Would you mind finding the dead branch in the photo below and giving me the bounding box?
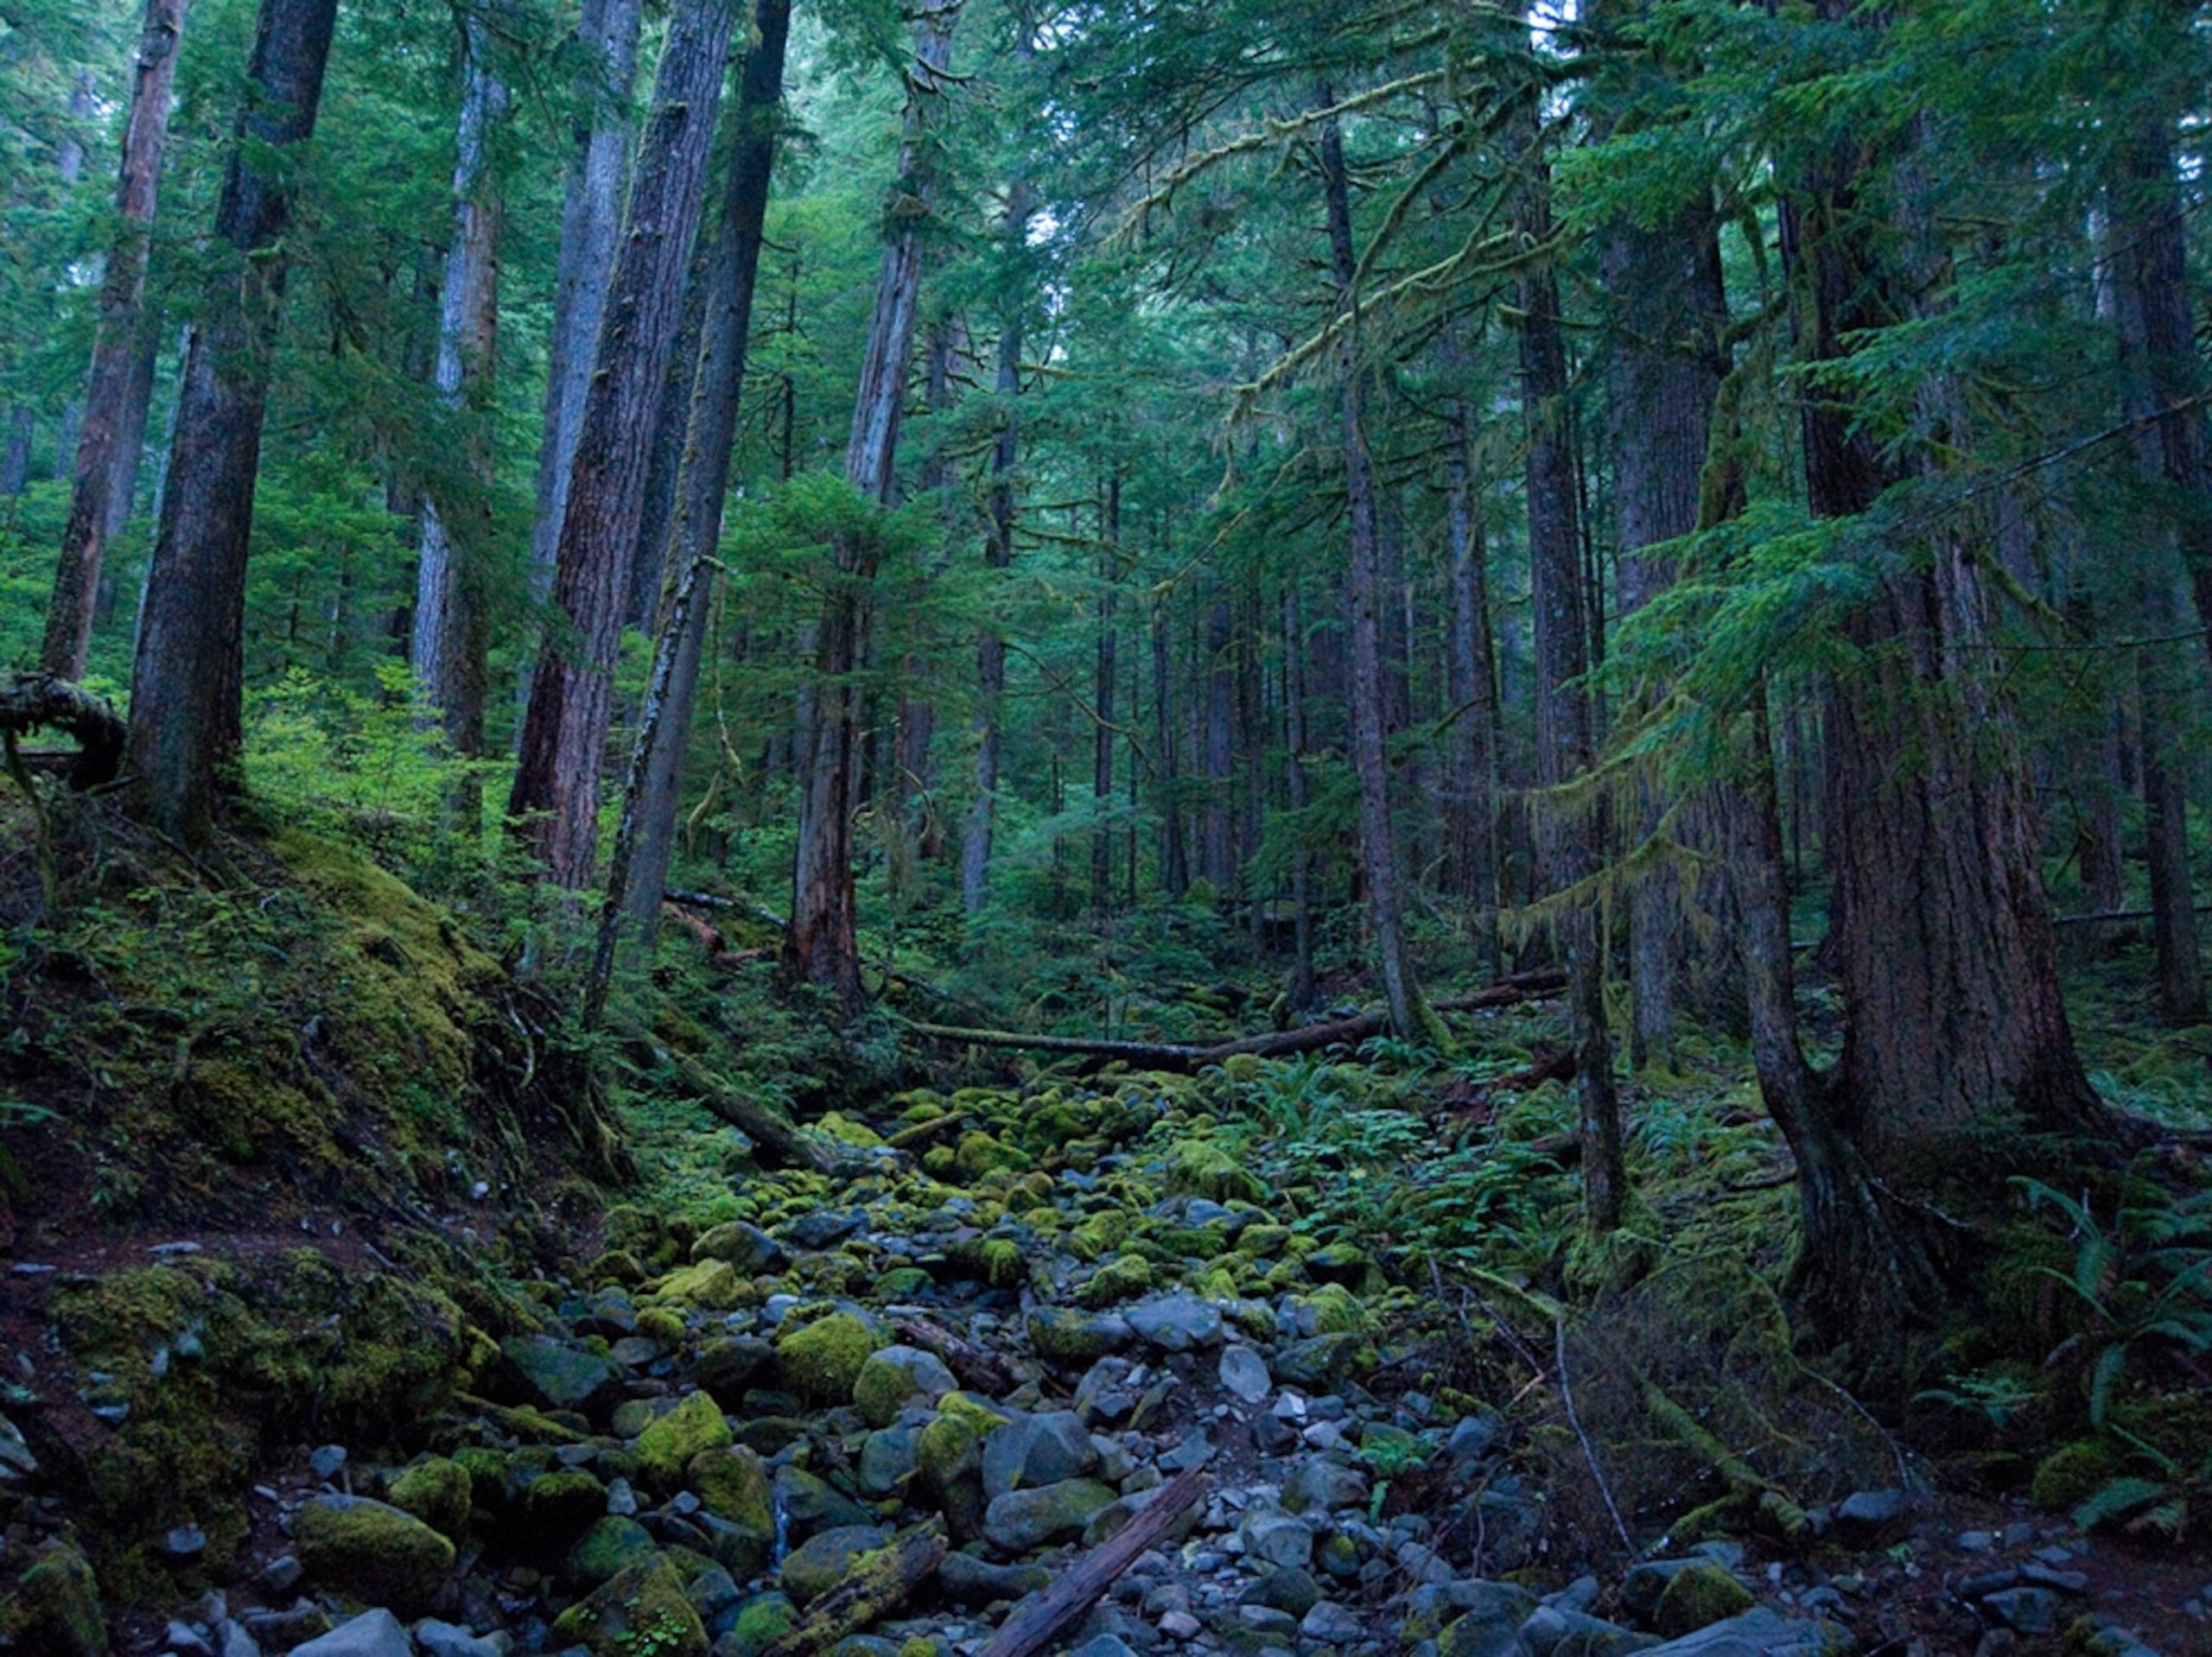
[760,1521,946,1657]
[1,674,125,790]
[977,1469,1207,1657]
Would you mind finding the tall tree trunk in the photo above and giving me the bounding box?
[44,0,188,680]
[899,318,958,860]
[1200,594,1236,892]
[1599,142,1729,1069]
[1282,587,1317,1009]
[627,234,716,632]
[960,141,1030,917]
[1512,97,1624,1232]
[791,0,960,1000]
[1319,92,1432,1042]
[524,0,645,679]
[1781,35,2103,1341]
[2105,119,2208,1019]
[1153,589,1188,896]
[1442,378,1500,968]
[123,0,339,842]
[410,11,508,823]
[601,0,792,983]
[509,0,736,886]
[1092,473,1121,924]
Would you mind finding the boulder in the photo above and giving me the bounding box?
[983,1477,1118,1553]
[779,1525,892,1609]
[293,1495,454,1615]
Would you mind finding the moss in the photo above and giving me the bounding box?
[653,1260,751,1312]
[899,1641,938,1657]
[818,1112,886,1148]
[387,1456,472,1540]
[1026,1307,1122,1366]
[1166,1139,1263,1203]
[955,1132,1032,1180]
[1078,1253,1154,1308]
[1297,1283,1366,1335]
[874,1267,932,1298]
[293,1495,455,1614]
[635,1306,687,1347]
[691,1446,776,1538]
[14,1545,106,1657]
[1237,1223,1294,1257]
[776,1312,881,1404]
[636,1391,734,1491]
[550,1555,709,1657]
[567,1515,658,1587]
[2031,1438,2120,1510]
[522,1470,608,1537]
[1653,1562,1754,1635]
[727,1594,800,1654]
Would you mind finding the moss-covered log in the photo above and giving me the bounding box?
[1,674,126,790]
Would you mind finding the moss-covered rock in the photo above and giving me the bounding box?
[690,1445,776,1578]
[522,1469,608,1538]
[1166,1140,1263,1203]
[1652,1562,1754,1636]
[1026,1307,1128,1367]
[1077,1253,1154,1308]
[9,1544,106,1657]
[955,1132,1032,1180]
[550,1555,709,1657]
[653,1260,751,1313]
[635,1390,733,1491]
[567,1515,659,1588]
[722,1592,800,1656]
[293,1495,455,1614]
[776,1312,880,1404]
[779,1524,892,1608]
[2030,1438,2120,1511]
[853,1344,959,1428]
[386,1456,472,1540]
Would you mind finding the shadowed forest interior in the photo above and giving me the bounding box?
[3,0,2212,1654]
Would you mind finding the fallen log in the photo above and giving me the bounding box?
[977,1468,1208,1657]
[904,972,1566,1073]
[1,674,125,790]
[618,1024,862,1178]
[891,1314,1017,1396]
[761,1520,947,1657]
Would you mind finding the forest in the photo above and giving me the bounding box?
[3,0,2212,1652]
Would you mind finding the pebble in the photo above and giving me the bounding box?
[1159,1610,1202,1641]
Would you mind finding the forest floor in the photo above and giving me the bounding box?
[2,805,2210,1657]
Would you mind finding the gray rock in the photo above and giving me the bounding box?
[1446,1412,1502,1466]
[1303,1601,1370,1644]
[1069,1638,1141,1657]
[288,1610,414,1657]
[1518,1606,1659,1657]
[309,1444,349,1481]
[939,1551,1053,1605]
[1832,1488,1912,1540]
[1083,1484,1205,1550]
[1549,1578,1601,1616]
[779,1525,892,1608]
[1243,1565,1321,1617]
[785,1209,865,1250]
[690,1336,777,1403]
[164,1622,214,1657]
[1273,1333,1359,1390]
[1633,1609,1847,1657]
[414,1620,507,1657]
[1219,1345,1272,1402]
[1238,1604,1300,1637]
[1281,1459,1369,1514]
[1242,1511,1313,1570]
[1621,1561,1704,1623]
[691,1220,786,1273]
[1126,1294,1224,1352]
[860,1425,921,1496]
[501,1336,621,1413]
[162,1524,207,1558]
[1986,1589,2062,1636]
[773,1465,874,1539]
[984,1478,1119,1553]
[855,1344,958,1425]
[983,1411,1100,1500]
[217,1623,261,1657]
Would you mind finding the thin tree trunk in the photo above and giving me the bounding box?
[105,320,162,544]
[1200,594,1235,892]
[124,0,339,842]
[603,0,793,985]
[1319,91,1432,1042]
[960,137,1030,917]
[410,11,508,823]
[1442,376,1500,968]
[508,0,736,887]
[1282,587,1316,1009]
[627,232,716,632]
[524,0,645,686]
[791,0,961,1000]
[1513,93,1624,1232]
[1091,473,1120,924]
[44,0,188,681]
[1153,589,1188,896]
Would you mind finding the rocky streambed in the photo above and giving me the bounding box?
[0,1070,2190,1657]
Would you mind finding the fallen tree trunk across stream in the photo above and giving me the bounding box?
[902,971,1567,1071]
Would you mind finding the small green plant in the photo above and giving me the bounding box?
[1916,1368,2043,1431]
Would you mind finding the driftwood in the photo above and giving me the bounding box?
[977,1468,1208,1657]
[1,674,125,790]
[905,972,1567,1073]
[760,1520,946,1657]
[618,1024,860,1177]
[891,1314,1017,1396]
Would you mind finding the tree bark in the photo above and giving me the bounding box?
[44,0,188,682]
[123,0,339,842]
[410,10,508,822]
[1513,97,1624,1232]
[1318,92,1432,1042]
[791,0,962,1000]
[524,0,645,667]
[508,0,736,887]
[598,0,792,993]
[960,140,1030,917]
[1152,588,1189,896]
[1092,473,1121,924]
[1781,25,2104,1305]
[1282,587,1317,1009]
[1441,370,1500,966]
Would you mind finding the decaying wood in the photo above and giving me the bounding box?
[1,675,126,789]
[760,1519,946,1657]
[891,1314,1016,1396]
[977,1468,1207,1657]
[905,972,1566,1072]
[619,1024,861,1177]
